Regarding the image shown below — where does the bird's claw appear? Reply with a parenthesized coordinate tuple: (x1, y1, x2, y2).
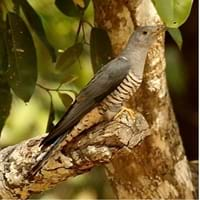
(114, 107, 135, 120)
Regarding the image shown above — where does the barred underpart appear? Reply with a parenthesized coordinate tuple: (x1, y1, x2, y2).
(61, 71, 141, 144)
(101, 71, 142, 110)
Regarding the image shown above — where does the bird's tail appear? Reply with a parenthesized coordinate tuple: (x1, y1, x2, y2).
(29, 132, 68, 178)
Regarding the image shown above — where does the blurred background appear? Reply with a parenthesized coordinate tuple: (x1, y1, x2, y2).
(0, 0, 197, 199)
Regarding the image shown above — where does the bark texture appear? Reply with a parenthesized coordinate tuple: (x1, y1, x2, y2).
(0, 112, 150, 199)
(93, 0, 195, 199)
(0, 0, 196, 199)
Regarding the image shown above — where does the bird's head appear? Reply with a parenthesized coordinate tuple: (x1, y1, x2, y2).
(122, 25, 166, 77)
(133, 25, 166, 46)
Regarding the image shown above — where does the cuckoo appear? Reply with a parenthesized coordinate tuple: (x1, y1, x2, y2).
(31, 25, 165, 175)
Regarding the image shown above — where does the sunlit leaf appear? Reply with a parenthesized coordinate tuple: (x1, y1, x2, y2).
(0, 79, 12, 135)
(58, 92, 74, 109)
(90, 27, 113, 73)
(152, 0, 193, 28)
(56, 43, 83, 72)
(6, 12, 37, 102)
(55, 0, 90, 17)
(18, 0, 56, 62)
(168, 28, 183, 49)
(46, 99, 55, 132)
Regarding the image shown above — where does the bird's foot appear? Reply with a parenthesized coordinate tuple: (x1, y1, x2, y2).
(114, 106, 135, 120)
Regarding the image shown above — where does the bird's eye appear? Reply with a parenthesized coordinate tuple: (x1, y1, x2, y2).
(142, 31, 147, 35)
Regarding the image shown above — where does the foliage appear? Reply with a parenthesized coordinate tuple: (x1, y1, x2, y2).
(55, 0, 90, 17)
(167, 28, 183, 49)
(152, 0, 193, 28)
(56, 42, 83, 72)
(90, 27, 113, 73)
(19, 0, 56, 61)
(0, 79, 12, 135)
(152, 0, 193, 49)
(0, 0, 193, 149)
(0, 0, 113, 135)
(6, 12, 37, 102)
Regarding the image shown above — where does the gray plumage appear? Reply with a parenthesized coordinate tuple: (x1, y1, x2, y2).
(31, 25, 164, 175)
(41, 57, 130, 146)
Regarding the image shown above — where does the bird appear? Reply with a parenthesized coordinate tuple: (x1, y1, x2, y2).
(31, 25, 165, 176)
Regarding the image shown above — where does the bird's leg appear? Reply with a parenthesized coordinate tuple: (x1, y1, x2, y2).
(114, 106, 135, 120)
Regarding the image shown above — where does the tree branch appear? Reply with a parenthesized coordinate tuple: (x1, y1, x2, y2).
(0, 111, 150, 199)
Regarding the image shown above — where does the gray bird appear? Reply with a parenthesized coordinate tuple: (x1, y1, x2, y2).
(31, 25, 165, 175)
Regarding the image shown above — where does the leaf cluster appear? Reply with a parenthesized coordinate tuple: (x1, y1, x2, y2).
(0, 0, 112, 134)
(0, 0, 193, 135)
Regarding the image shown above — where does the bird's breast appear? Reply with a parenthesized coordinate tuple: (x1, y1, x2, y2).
(60, 71, 142, 146)
(100, 71, 142, 111)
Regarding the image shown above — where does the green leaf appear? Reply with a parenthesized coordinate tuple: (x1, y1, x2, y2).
(0, 78, 12, 135)
(55, 0, 90, 17)
(58, 92, 74, 109)
(167, 28, 183, 49)
(46, 99, 55, 132)
(12, 0, 20, 14)
(60, 74, 78, 85)
(18, 0, 56, 62)
(0, 30, 8, 75)
(90, 27, 113, 73)
(166, 46, 186, 94)
(56, 43, 83, 72)
(0, 23, 11, 135)
(6, 12, 37, 102)
(152, 0, 193, 28)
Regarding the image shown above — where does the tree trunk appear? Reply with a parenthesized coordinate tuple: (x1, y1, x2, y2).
(93, 0, 195, 199)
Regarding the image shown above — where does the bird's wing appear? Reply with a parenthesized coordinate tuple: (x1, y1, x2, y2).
(41, 57, 130, 146)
